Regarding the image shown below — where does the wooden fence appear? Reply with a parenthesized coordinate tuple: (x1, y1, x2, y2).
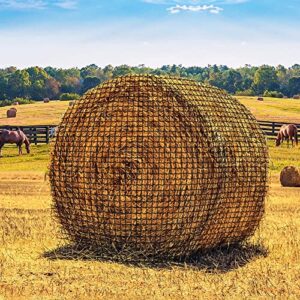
(0, 125, 57, 144)
(258, 121, 300, 139)
(0, 121, 299, 144)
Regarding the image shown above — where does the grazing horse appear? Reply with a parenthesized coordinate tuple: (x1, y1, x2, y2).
(0, 129, 30, 157)
(275, 124, 298, 147)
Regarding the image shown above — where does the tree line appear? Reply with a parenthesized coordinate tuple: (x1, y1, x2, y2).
(1, 64, 300, 102)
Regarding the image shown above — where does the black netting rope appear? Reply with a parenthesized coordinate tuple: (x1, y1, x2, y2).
(49, 75, 268, 260)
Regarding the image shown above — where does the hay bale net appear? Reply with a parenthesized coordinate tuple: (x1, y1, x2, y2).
(50, 75, 268, 258)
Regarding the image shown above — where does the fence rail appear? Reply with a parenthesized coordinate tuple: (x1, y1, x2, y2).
(0, 121, 299, 144)
(257, 121, 300, 139)
(0, 125, 57, 144)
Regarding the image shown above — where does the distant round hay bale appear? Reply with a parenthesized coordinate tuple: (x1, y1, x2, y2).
(50, 75, 269, 259)
(293, 95, 300, 100)
(7, 107, 17, 118)
(44, 98, 50, 103)
(257, 97, 264, 101)
(280, 166, 300, 187)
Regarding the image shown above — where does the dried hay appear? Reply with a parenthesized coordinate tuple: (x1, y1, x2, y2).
(280, 166, 300, 187)
(50, 75, 268, 259)
(7, 108, 17, 118)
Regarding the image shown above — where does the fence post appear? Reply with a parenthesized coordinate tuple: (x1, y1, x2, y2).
(272, 122, 276, 136)
(46, 126, 49, 144)
(34, 127, 37, 145)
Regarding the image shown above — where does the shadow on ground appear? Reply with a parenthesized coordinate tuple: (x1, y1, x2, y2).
(43, 242, 268, 273)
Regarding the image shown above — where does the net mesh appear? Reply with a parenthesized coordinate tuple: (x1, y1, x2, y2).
(50, 75, 268, 259)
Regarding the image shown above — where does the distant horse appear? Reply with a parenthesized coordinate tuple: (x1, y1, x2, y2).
(0, 129, 30, 157)
(275, 124, 298, 147)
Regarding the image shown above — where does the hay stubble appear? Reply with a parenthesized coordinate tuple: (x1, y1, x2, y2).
(0, 143, 299, 299)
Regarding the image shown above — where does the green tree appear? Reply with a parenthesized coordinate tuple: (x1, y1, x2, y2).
(113, 65, 133, 77)
(222, 70, 242, 94)
(82, 76, 101, 93)
(102, 65, 114, 81)
(253, 65, 279, 94)
(288, 77, 300, 97)
(4, 66, 17, 74)
(170, 64, 181, 76)
(26, 67, 50, 100)
(80, 64, 99, 78)
(289, 64, 300, 77)
(0, 63, 295, 100)
(60, 93, 80, 100)
(61, 76, 81, 94)
(263, 90, 283, 98)
(45, 77, 61, 99)
(8, 70, 31, 99)
(237, 65, 257, 91)
(0, 74, 8, 99)
(276, 65, 288, 85)
(207, 72, 223, 89)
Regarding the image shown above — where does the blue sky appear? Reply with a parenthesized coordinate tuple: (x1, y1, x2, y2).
(0, 0, 299, 68)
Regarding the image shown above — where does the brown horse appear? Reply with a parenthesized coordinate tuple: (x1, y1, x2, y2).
(275, 124, 298, 147)
(0, 129, 30, 157)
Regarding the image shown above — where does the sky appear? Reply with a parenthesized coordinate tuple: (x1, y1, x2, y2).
(0, 0, 299, 68)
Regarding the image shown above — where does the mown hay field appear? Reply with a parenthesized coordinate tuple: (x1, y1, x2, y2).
(0, 101, 69, 126)
(1, 96, 300, 126)
(237, 96, 300, 123)
(0, 140, 299, 299)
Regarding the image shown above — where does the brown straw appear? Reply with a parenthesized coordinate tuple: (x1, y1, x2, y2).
(50, 75, 268, 259)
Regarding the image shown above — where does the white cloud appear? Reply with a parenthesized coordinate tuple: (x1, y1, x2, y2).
(0, 0, 46, 9)
(0, 0, 78, 10)
(54, 0, 77, 10)
(167, 4, 223, 14)
(145, 0, 246, 14)
(144, 0, 248, 4)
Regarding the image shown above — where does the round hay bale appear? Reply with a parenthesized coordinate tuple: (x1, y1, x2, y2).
(7, 108, 17, 118)
(50, 75, 269, 258)
(44, 98, 50, 103)
(280, 166, 300, 187)
(293, 95, 300, 100)
(257, 97, 264, 101)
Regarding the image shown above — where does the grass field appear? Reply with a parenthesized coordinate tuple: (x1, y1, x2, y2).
(1, 96, 300, 127)
(237, 96, 300, 123)
(0, 140, 299, 299)
(0, 97, 300, 299)
(0, 101, 69, 126)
